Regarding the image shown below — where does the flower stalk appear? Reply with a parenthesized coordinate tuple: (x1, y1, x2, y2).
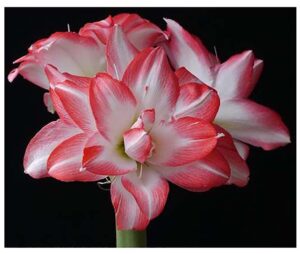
(116, 229, 147, 247)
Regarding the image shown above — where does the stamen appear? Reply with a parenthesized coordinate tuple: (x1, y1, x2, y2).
(67, 23, 71, 32)
(217, 133, 225, 139)
(79, 166, 86, 172)
(214, 45, 219, 60)
(138, 163, 143, 179)
(113, 64, 120, 80)
(97, 177, 112, 191)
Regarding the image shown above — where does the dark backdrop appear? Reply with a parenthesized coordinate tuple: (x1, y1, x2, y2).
(5, 8, 296, 247)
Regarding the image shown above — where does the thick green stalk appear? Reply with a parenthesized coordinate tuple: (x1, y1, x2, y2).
(116, 229, 147, 247)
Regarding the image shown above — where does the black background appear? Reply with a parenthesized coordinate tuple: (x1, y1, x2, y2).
(5, 8, 296, 247)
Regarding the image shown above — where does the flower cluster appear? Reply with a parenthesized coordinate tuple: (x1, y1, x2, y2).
(9, 13, 290, 230)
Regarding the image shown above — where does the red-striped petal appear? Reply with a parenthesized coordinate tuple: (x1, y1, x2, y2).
(173, 82, 220, 122)
(155, 149, 230, 192)
(82, 133, 137, 176)
(163, 18, 218, 85)
(45, 65, 96, 132)
(215, 126, 249, 187)
(90, 73, 137, 142)
(175, 67, 204, 86)
(214, 50, 255, 100)
(216, 99, 290, 150)
(122, 47, 179, 122)
(106, 25, 138, 79)
(111, 177, 149, 230)
(47, 133, 105, 182)
(121, 169, 169, 219)
(123, 128, 153, 163)
(23, 120, 81, 179)
(149, 117, 218, 167)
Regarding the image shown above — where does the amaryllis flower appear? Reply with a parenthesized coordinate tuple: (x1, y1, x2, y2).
(8, 13, 167, 112)
(163, 19, 290, 152)
(162, 19, 290, 186)
(23, 45, 233, 230)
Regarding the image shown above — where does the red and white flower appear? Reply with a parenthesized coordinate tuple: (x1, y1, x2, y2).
(8, 13, 168, 111)
(23, 46, 228, 230)
(163, 18, 290, 186)
(10, 14, 291, 231)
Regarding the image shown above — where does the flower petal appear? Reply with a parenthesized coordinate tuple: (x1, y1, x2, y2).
(46, 67, 96, 132)
(233, 140, 250, 160)
(111, 176, 149, 230)
(121, 169, 169, 219)
(8, 60, 49, 89)
(82, 133, 137, 175)
(23, 120, 81, 179)
(43, 92, 55, 114)
(243, 58, 264, 98)
(173, 82, 220, 122)
(123, 128, 153, 163)
(214, 50, 255, 100)
(122, 47, 179, 122)
(90, 73, 137, 142)
(79, 15, 113, 45)
(47, 133, 106, 182)
(155, 149, 230, 192)
(149, 117, 218, 166)
(175, 67, 204, 86)
(126, 21, 168, 50)
(114, 13, 168, 49)
(106, 25, 138, 79)
(34, 32, 106, 77)
(163, 18, 218, 85)
(215, 126, 249, 187)
(216, 99, 290, 150)
(9, 32, 106, 88)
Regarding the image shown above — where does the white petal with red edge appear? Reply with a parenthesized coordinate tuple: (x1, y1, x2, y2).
(79, 15, 113, 45)
(8, 61, 49, 89)
(155, 149, 230, 192)
(233, 140, 250, 160)
(90, 73, 137, 142)
(214, 50, 254, 100)
(175, 67, 204, 86)
(111, 177, 149, 230)
(23, 120, 81, 179)
(47, 133, 106, 182)
(121, 169, 169, 219)
(122, 47, 179, 122)
(10, 32, 106, 90)
(216, 99, 290, 150)
(106, 25, 138, 79)
(45, 65, 96, 132)
(82, 133, 137, 176)
(244, 58, 264, 98)
(34, 32, 106, 77)
(123, 128, 153, 163)
(43, 92, 55, 114)
(126, 22, 168, 50)
(149, 117, 218, 167)
(215, 125, 249, 187)
(113, 13, 168, 49)
(163, 19, 218, 85)
(173, 82, 220, 122)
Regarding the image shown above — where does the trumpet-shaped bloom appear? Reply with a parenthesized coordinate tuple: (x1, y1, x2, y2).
(23, 47, 228, 230)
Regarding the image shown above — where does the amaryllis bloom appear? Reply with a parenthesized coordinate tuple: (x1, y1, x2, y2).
(162, 19, 290, 186)
(22, 45, 236, 230)
(8, 13, 167, 112)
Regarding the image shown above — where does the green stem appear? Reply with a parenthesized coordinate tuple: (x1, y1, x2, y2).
(116, 229, 147, 247)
